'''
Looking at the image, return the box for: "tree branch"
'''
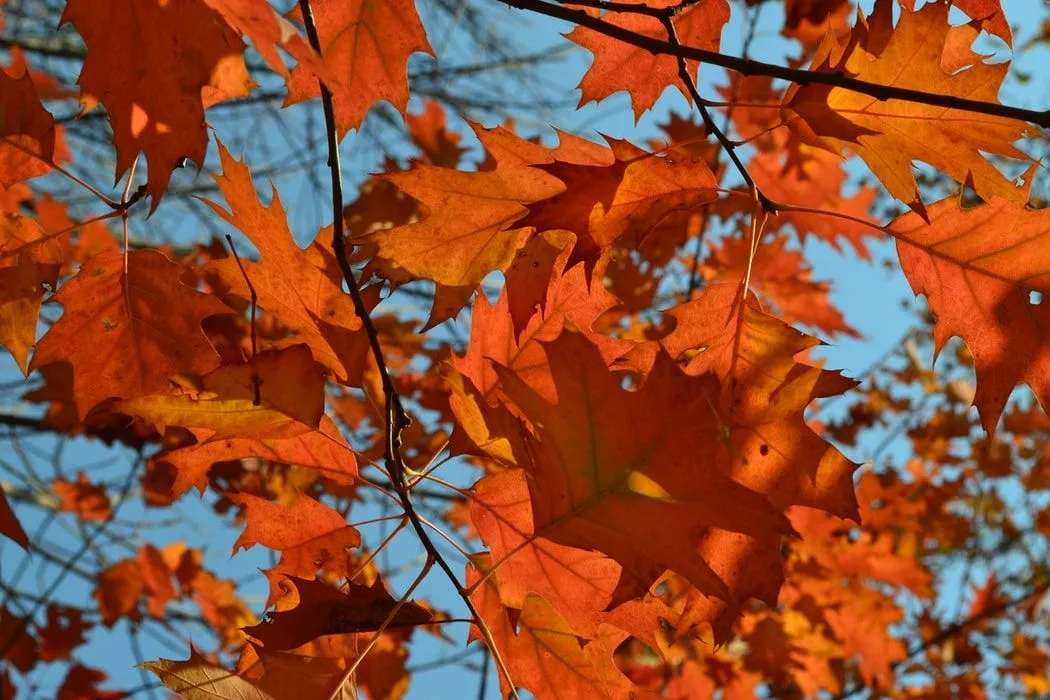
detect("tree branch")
[498,0,1050,127]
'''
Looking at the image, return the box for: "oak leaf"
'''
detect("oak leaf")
[53,472,110,521]
[468,559,636,699]
[151,415,357,498]
[0,215,63,373]
[205,143,367,383]
[229,492,361,597]
[115,345,327,440]
[0,489,28,550]
[782,0,1032,215]
[30,249,231,419]
[519,139,719,270]
[363,125,563,288]
[38,606,91,662]
[660,283,860,519]
[569,0,730,119]
[285,0,434,136]
[243,576,432,651]
[891,190,1050,432]
[494,330,793,604]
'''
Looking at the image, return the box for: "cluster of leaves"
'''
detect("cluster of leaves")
[2,0,1050,697]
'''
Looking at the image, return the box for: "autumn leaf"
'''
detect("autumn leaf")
[468,559,636,699]
[285,0,434,136]
[38,606,91,662]
[569,0,730,119]
[0,489,28,550]
[228,492,361,597]
[53,472,110,521]
[0,62,56,186]
[204,0,325,79]
[0,214,63,374]
[30,249,232,419]
[362,124,563,289]
[115,344,327,440]
[243,576,432,651]
[519,139,719,270]
[782,0,1032,216]
[61,0,253,202]
[204,142,367,383]
[891,189,1050,432]
[143,650,273,700]
[470,468,677,648]
[493,330,793,604]
[150,415,357,498]
[660,283,860,520]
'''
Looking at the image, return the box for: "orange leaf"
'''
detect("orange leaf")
[53,472,111,521]
[205,143,367,383]
[151,415,357,498]
[494,330,793,604]
[285,0,434,136]
[0,63,56,186]
[0,215,63,374]
[229,492,361,596]
[569,0,730,119]
[782,0,1031,215]
[115,345,328,440]
[891,190,1050,432]
[30,249,231,419]
[60,0,253,202]
[243,576,432,651]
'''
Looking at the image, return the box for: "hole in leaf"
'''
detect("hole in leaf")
[1030,291,1043,306]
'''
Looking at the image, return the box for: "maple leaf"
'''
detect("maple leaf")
[782,0,1032,216]
[204,143,367,383]
[243,576,432,651]
[0,214,64,374]
[53,472,111,521]
[285,0,434,136]
[0,62,56,186]
[30,249,232,420]
[890,189,1050,432]
[115,344,327,440]
[61,0,253,203]
[228,492,361,599]
[151,415,357,498]
[568,0,730,119]
[493,330,793,604]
